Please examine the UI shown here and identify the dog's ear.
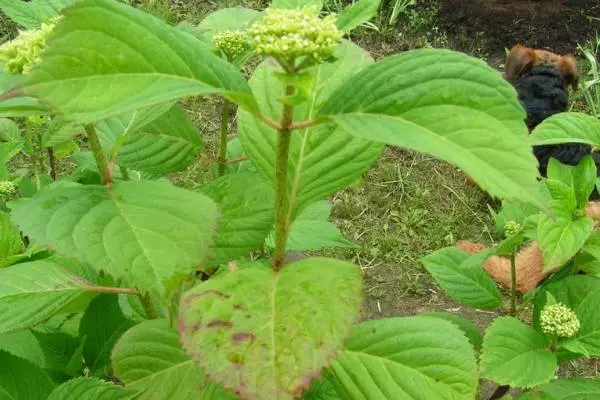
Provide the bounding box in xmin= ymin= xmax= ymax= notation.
xmin=558 ymin=55 xmax=580 ymax=91
xmin=504 ymin=44 xmax=537 ymax=83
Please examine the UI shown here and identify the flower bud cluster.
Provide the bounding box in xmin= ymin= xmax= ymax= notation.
xmin=248 ymin=6 xmax=342 ymax=62
xmin=503 ymin=220 xmax=521 ymax=237
xmin=0 ymin=180 xmax=17 ymax=201
xmin=540 ymin=303 xmax=580 ymax=338
xmin=0 ymin=17 xmax=60 ymax=75
xmin=212 ymin=30 xmax=249 ymax=60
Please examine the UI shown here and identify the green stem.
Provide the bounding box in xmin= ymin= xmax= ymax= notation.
xmin=84 ymin=285 xmax=140 ymax=296
xmin=47 ymin=147 xmax=57 ymax=180
xmin=84 ymin=124 xmax=111 ymax=186
xmin=218 ymin=98 xmax=230 ymax=176
xmin=24 ymin=129 xmax=40 ymax=191
xmin=272 ymin=84 xmax=296 ymax=271
xmin=141 ymin=294 xmax=157 ymax=319
xmin=510 ymin=249 xmax=517 ymax=316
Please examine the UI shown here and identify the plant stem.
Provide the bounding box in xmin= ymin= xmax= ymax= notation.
xmin=488 ymin=385 xmax=510 ymax=400
xmin=510 ymin=249 xmax=517 ymax=316
xmin=24 ymin=129 xmax=41 ymax=190
xmin=141 ymin=294 xmax=157 ymax=319
xmin=84 ymin=285 xmax=140 ymax=296
xmin=272 ymin=84 xmax=296 ymax=271
xmin=84 ymin=124 xmax=111 ymax=186
xmin=218 ymin=98 xmax=230 ymax=176
xmin=225 ymin=156 xmax=248 ymax=165
xmin=47 ymin=147 xmax=57 ymax=180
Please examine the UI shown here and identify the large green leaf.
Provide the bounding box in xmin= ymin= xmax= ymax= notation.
xmin=47 ymin=377 xmax=138 ymax=400
xmin=80 ymin=294 xmax=134 ymax=373
xmin=238 ymin=40 xmax=383 ymax=219
xmin=0 ymin=210 xmax=23 ymax=261
xmin=336 ymin=0 xmax=381 ymax=32
xmin=517 ymin=378 xmax=600 ymax=400
xmin=0 ymin=118 xmax=20 ymax=142
xmin=112 ymin=319 xmax=226 ymax=400
xmin=0 ymin=260 xmax=95 ymax=334
xmin=197 ymin=172 xmax=274 ymax=267
xmin=9 ymin=0 xmax=256 ymax=124
xmin=96 ymin=104 xmax=203 ymax=174
xmin=0 ymin=0 xmax=73 ymax=28
xmin=328 ymin=316 xmax=478 ymax=400
xmin=421 ymin=311 xmax=483 ymax=352
xmin=0 ymin=351 xmax=55 ymax=399
xmin=536 ymin=214 xmax=594 ymax=271
xmin=318 ymin=49 xmax=543 ymax=207
xmin=0 ymin=69 xmax=52 ymax=118
xmin=560 ymin=289 xmax=600 ymax=357
xmin=0 ymin=330 xmax=46 ymax=368
xmin=547 ymin=156 xmax=597 ymax=209
xmin=530 ymin=112 xmax=600 ymax=147
xmin=266 ymin=200 xmax=356 ymax=251
xmin=179 ymin=257 xmax=362 ymax=400
xmin=421 ymin=247 xmax=502 ymax=310
xmin=32 ymin=330 xmax=85 ymax=377
xmin=480 ymin=317 xmax=557 ymax=388
xmin=9 ymin=180 xmax=218 ymax=296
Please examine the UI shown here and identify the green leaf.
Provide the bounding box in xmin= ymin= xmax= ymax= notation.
xmin=9 ymin=180 xmax=218 ymax=296
xmin=302 ymin=377 xmax=341 ymax=400
xmin=266 ymin=200 xmax=356 ymax=251
xmin=0 ymin=117 xmax=20 ymax=142
xmin=197 ymin=7 xmax=262 ymax=41
xmin=421 ymin=247 xmax=503 ymax=310
xmin=547 ymin=156 xmax=596 ymax=209
xmin=12 ymin=0 xmax=257 ymax=124
xmin=536 ymin=214 xmax=594 ymax=271
xmin=270 ymin=0 xmax=323 ymax=9
xmin=32 ymin=330 xmax=84 ymax=377
xmin=80 ymin=294 xmax=134 ymax=373
xmin=560 ymin=288 xmax=600 ymax=357
xmin=197 ymin=172 xmax=274 ymax=267
xmin=480 ymin=317 xmax=557 ymax=388
xmin=519 ymin=378 xmax=600 ymax=400
xmin=225 ymin=137 xmax=255 ymax=174
xmin=0 ymin=260 xmax=95 ymax=334
xmin=238 ymin=40 xmax=383 ymax=219
xmin=179 ymin=257 xmax=362 ymax=400
xmin=0 ymin=330 xmax=46 ymax=368
xmin=96 ymin=104 xmax=203 ymax=174
xmin=545 ymin=179 xmax=578 ymax=219
xmin=318 ymin=49 xmax=543 ymax=207
xmin=328 ymin=316 xmax=478 ymax=400
xmin=0 ymin=210 xmax=24 ymax=260
xmin=421 ymin=311 xmax=483 ymax=352
xmin=47 ymin=377 xmax=138 ymax=400
xmin=0 ymin=0 xmax=73 ymax=28
xmin=112 ymin=319 xmax=212 ymax=399
xmin=531 ymin=112 xmax=600 ymax=147
xmin=493 ymin=199 xmax=542 ymax=233
xmin=0 ymin=351 xmax=55 ymax=399
xmin=41 ymin=118 xmax=83 ymax=148
xmin=336 ymin=0 xmax=381 ymax=32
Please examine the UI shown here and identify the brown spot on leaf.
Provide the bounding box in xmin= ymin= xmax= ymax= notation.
xmin=233 ymin=303 xmax=244 ymax=310
xmin=206 ymin=320 xmax=233 ymax=328
xmin=185 ymin=289 xmax=230 ymax=303
xmin=232 ymin=332 xmax=255 ymax=343
xmin=228 ymin=353 xmax=244 ymax=364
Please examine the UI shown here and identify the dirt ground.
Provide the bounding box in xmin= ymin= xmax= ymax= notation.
xmin=440 ymin=0 xmax=600 ymax=57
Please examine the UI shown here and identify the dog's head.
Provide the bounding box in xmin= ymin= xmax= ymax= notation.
xmin=504 ymin=44 xmax=580 ymax=91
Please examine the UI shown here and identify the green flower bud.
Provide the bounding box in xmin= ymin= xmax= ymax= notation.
xmin=213 ymin=30 xmax=250 ymax=60
xmin=248 ymin=6 xmax=342 ymax=63
xmin=0 ymin=180 xmax=17 ymax=201
xmin=0 ymin=17 xmax=61 ymax=75
xmin=573 ymin=208 xmax=586 ymax=218
xmin=504 ymin=220 xmax=521 ymax=237
xmin=540 ymin=303 xmax=580 ymax=338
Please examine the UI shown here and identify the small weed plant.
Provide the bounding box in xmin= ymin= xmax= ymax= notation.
xmin=0 ymin=0 xmax=600 ymax=399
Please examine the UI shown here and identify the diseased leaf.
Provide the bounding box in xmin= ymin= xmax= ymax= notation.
xmin=421 ymin=247 xmax=503 ymax=310
xmin=179 ymin=257 xmax=362 ymax=400
xmin=0 ymin=260 xmax=95 ymax=334
xmin=0 ymin=0 xmax=73 ymax=28
xmin=238 ymin=40 xmax=383 ymax=219
xmin=112 ymin=319 xmax=216 ymax=400
xmin=47 ymin=377 xmax=138 ymax=400
xmin=9 ymin=181 xmax=218 ymax=296
xmin=480 ymin=317 xmax=557 ymax=388
xmin=80 ymin=294 xmax=134 ymax=373
xmin=318 ymin=49 xmax=543 ymax=207
xmin=197 ymin=172 xmax=274 ymax=267
xmin=336 ymin=0 xmax=381 ymax=32
xmin=96 ymin=104 xmax=203 ymax=174
xmin=537 ymin=215 xmax=594 ymax=271
xmin=328 ymin=316 xmax=478 ymax=400
xmin=0 ymin=350 xmax=55 ymax=399
xmin=11 ymin=0 xmax=257 ymax=124
xmin=531 ymin=112 xmax=600 ymax=147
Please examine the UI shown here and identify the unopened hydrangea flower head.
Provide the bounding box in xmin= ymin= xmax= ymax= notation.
xmin=0 ymin=17 xmax=61 ymax=75
xmin=0 ymin=180 xmax=17 ymax=201
xmin=540 ymin=303 xmax=580 ymax=338
xmin=504 ymin=220 xmax=521 ymax=237
xmin=213 ymin=30 xmax=250 ymax=60
xmin=248 ymin=6 xmax=342 ymax=63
